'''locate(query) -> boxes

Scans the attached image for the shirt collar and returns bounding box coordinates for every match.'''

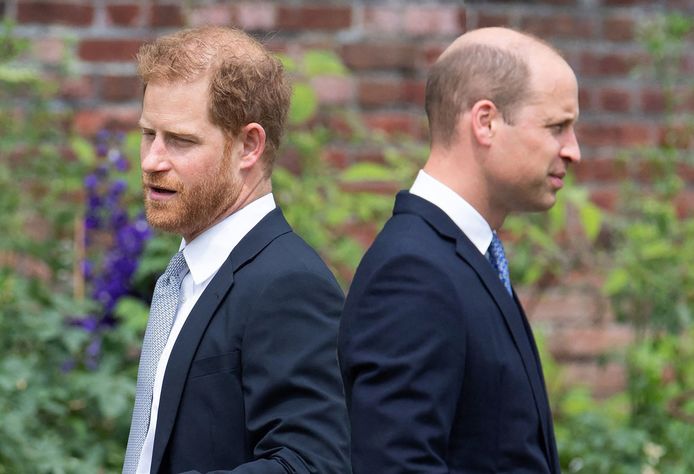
[179,193,276,285]
[410,169,493,255]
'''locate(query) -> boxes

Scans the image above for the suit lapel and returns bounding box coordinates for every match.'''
[150,208,293,473]
[394,192,557,470]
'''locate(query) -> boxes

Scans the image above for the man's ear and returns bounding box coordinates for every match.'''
[470,100,498,147]
[237,123,266,170]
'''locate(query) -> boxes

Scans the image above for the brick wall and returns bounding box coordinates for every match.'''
[4,0,693,396]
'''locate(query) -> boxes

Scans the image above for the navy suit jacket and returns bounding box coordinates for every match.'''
[150,208,350,473]
[339,192,560,473]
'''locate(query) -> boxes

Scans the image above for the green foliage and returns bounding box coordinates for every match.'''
[505,176,604,287]
[551,13,694,473]
[604,13,694,334]
[0,22,142,472]
[547,328,694,473]
[0,269,141,473]
[274,50,425,284]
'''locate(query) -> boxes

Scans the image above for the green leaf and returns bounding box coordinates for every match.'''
[302,50,347,77]
[70,136,95,166]
[288,83,317,125]
[604,268,630,295]
[579,202,603,242]
[340,162,393,182]
[114,297,149,334]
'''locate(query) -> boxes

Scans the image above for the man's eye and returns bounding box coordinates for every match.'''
[550,123,567,134]
[172,136,194,145]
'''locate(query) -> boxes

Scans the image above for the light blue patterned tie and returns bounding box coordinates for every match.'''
[123,251,188,474]
[488,232,513,296]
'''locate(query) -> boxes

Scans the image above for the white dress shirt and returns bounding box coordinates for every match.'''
[136,193,276,474]
[409,169,494,256]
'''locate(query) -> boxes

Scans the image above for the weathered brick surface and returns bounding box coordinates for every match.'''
[106,4,140,27]
[277,5,351,31]
[18,1,93,26]
[549,326,634,359]
[341,42,419,71]
[562,362,627,398]
[78,39,145,62]
[149,4,184,28]
[6,0,693,396]
[101,75,141,102]
[233,2,276,31]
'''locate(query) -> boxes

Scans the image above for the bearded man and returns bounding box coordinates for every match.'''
[122,26,350,474]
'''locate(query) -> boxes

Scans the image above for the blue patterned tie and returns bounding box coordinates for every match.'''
[488,232,513,296]
[123,251,188,474]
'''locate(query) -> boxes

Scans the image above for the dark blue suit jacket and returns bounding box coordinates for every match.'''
[339,192,560,473]
[150,208,350,473]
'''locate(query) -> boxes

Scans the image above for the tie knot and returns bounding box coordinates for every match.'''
[488,232,512,296]
[164,251,188,281]
[488,233,507,267]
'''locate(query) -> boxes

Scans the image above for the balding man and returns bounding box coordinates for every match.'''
[339,27,580,473]
[123,27,350,474]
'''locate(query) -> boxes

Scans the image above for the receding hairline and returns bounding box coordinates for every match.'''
[439,27,571,87]
[137,26,270,84]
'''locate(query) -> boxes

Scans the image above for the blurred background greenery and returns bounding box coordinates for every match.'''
[0,13,692,474]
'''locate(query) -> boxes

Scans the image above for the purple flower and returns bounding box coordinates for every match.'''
[84,174,98,190]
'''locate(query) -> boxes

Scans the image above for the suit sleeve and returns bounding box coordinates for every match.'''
[339,252,466,474]
[228,267,350,474]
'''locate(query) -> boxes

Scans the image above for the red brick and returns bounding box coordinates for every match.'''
[422,43,448,66]
[107,4,140,26]
[458,8,467,30]
[277,5,352,31]
[578,88,593,111]
[523,288,607,325]
[190,4,233,27]
[476,12,512,29]
[589,187,620,211]
[576,122,655,147]
[78,39,144,62]
[341,42,418,71]
[598,87,631,112]
[658,123,694,149]
[18,1,93,26]
[403,79,426,106]
[339,180,400,195]
[641,87,667,114]
[150,4,184,27]
[323,147,350,169]
[563,362,627,397]
[665,0,694,10]
[403,6,462,36]
[233,2,276,30]
[364,111,424,137]
[364,6,403,35]
[675,190,694,217]
[32,37,65,65]
[358,78,403,107]
[59,76,96,101]
[310,76,355,105]
[603,0,651,5]
[573,157,626,183]
[101,75,141,102]
[354,148,386,164]
[603,15,636,42]
[677,162,694,183]
[579,51,641,77]
[73,107,140,136]
[549,325,634,359]
[521,14,594,39]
